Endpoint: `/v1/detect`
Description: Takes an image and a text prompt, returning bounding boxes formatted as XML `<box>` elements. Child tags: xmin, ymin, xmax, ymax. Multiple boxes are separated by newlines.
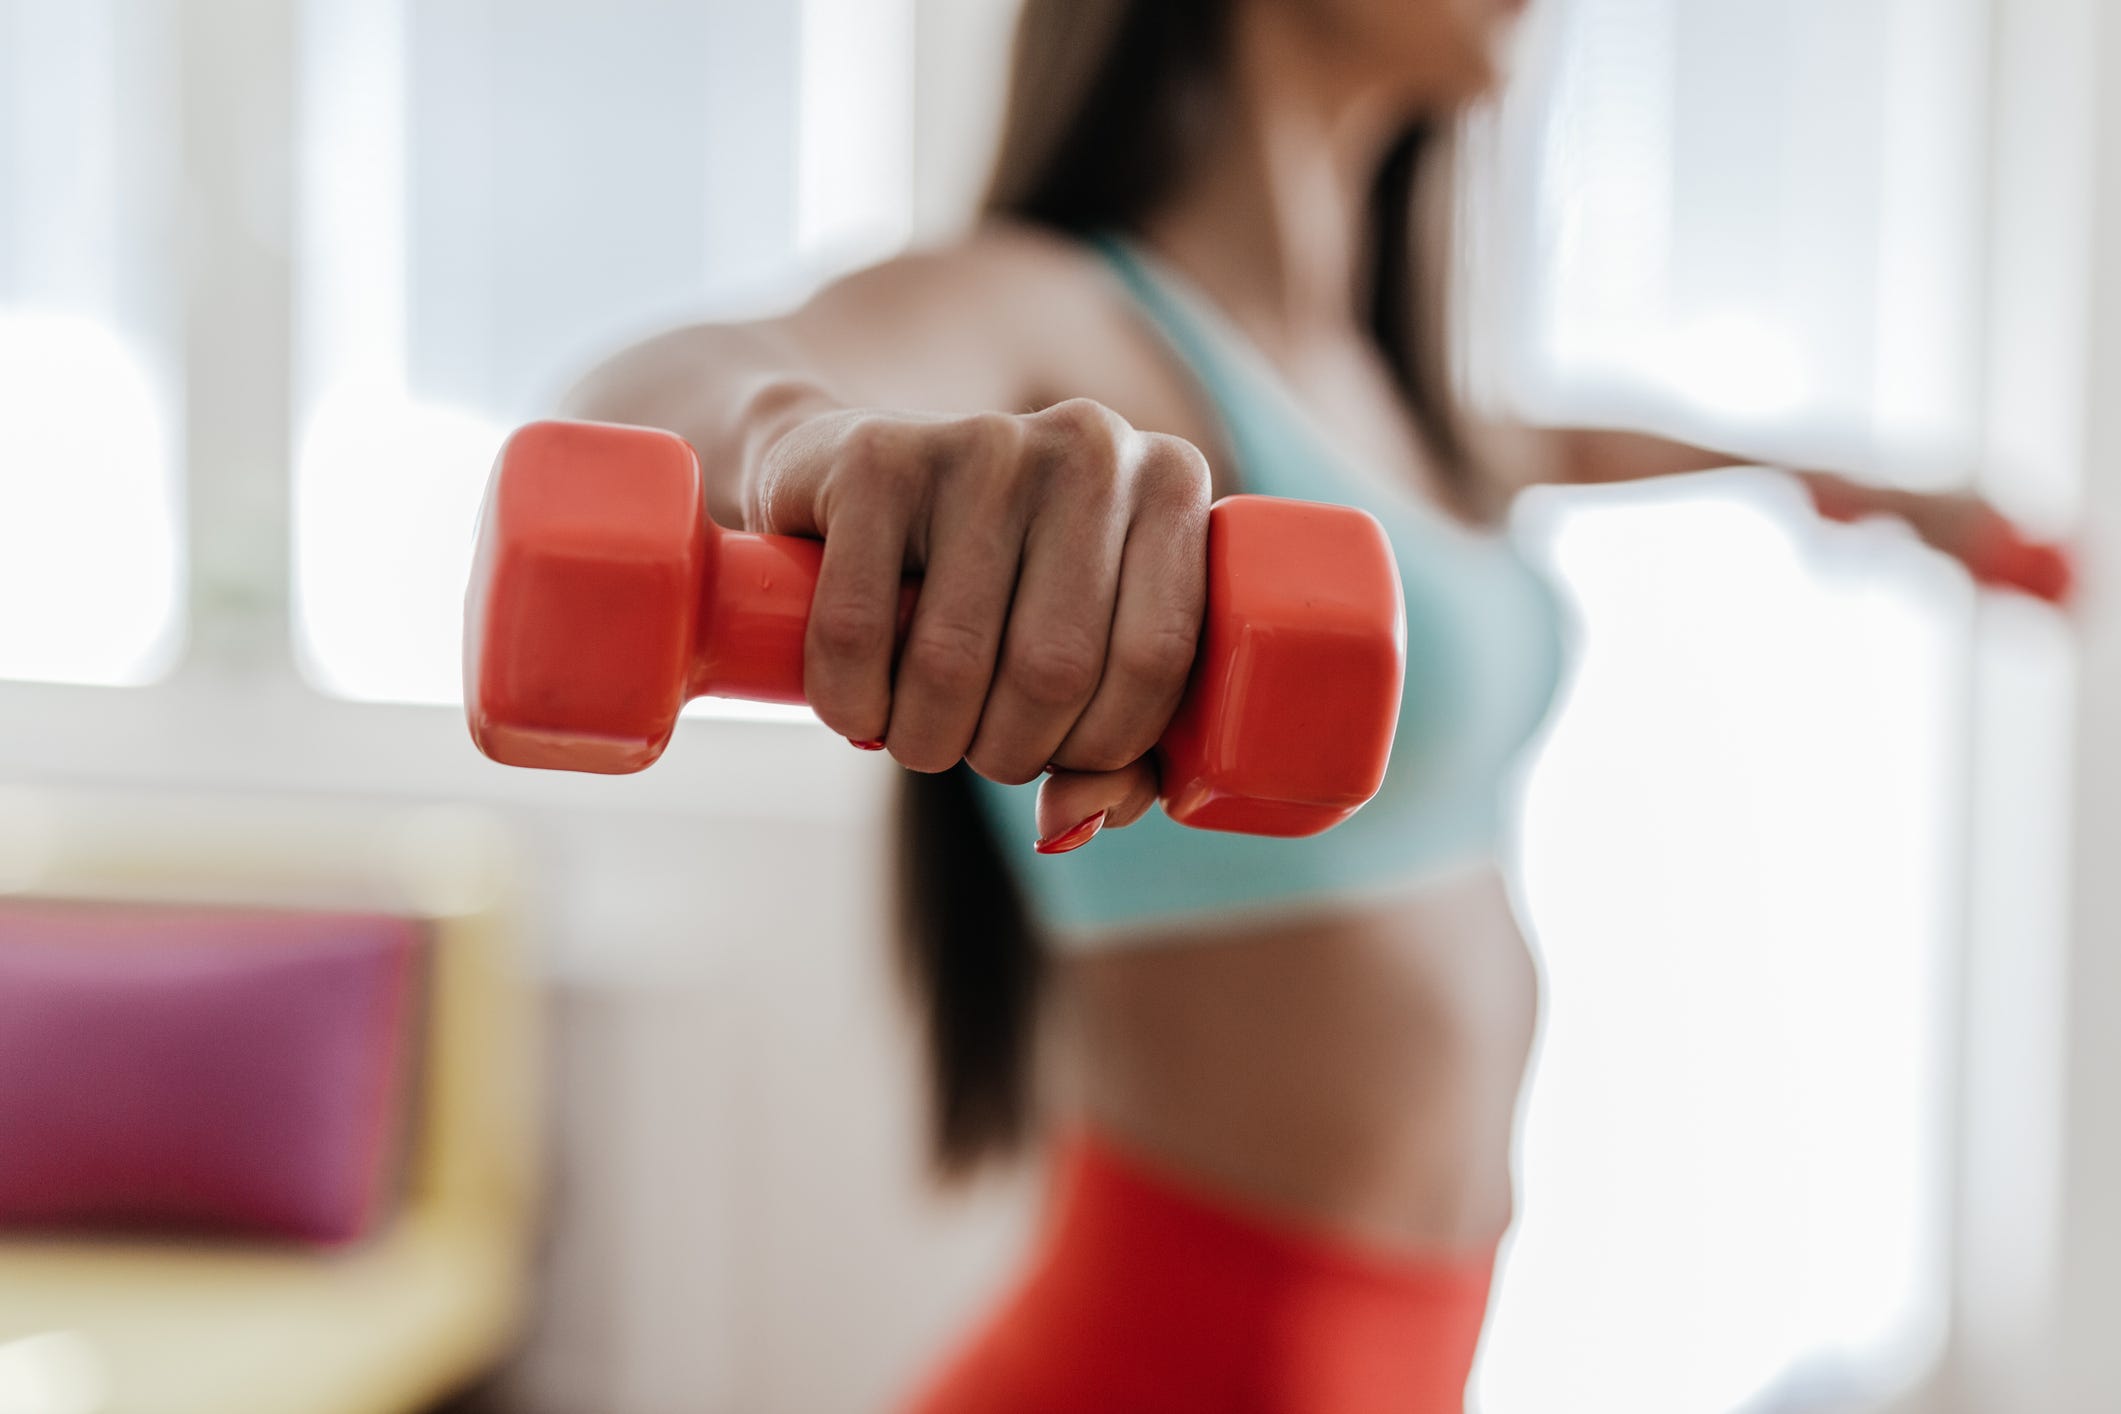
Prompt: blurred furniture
<box><xmin>0</xmin><ymin>905</ymin><xmax>429</xmax><ymax>1245</ymax></box>
<box><xmin>0</xmin><ymin>788</ymin><xmax>539</xmax><ymax>1414</ymax></box>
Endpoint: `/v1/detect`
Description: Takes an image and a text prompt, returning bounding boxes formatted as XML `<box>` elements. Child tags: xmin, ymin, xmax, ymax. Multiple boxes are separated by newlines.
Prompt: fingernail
<box><xmin>1034</xmin><ymin>811</ymin><xmax>1106</xmax><ymax>856</ymax></box>
<box><xmin>849</xmin><ymin>737</ymin><xmax>886</xmax><ymax>752</ymax></box>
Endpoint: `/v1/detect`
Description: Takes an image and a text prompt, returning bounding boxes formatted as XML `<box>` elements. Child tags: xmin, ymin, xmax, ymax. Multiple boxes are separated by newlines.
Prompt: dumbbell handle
<box><xmin>468</xmin><ymin>420</ymin><xmax>1404</xmax><ymax>833</ymax></box>
<box><xmin>692</xmin><ymin>529</ymin><xmax>917</xmax><ymax>704</ymax></box>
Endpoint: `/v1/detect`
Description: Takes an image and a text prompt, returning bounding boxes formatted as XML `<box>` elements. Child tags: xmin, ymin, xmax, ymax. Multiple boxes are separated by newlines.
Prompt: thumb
<box><xmin>746</xmin><ymin>404</ymin><xmax>869</xmax><ymax>539</ymax></box>
<box><xmin>1031</xmin><ymin>760</ymin><xmax>1161</xmax><ymax>855</ymax></box>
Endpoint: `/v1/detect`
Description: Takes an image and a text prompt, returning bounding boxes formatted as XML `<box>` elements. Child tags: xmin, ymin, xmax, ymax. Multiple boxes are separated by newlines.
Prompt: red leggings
<box><xmin>905</xmin><ymin>1131</ymin><xmax>1494</xmax><ymax>1414</ymax></box>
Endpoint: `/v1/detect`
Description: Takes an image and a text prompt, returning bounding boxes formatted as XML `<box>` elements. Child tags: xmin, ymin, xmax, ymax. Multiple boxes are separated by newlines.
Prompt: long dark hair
<box><xmin>898</xmin><ymin>0</ymin><xmax>1480</xmax><ymax>1179</ymax></box>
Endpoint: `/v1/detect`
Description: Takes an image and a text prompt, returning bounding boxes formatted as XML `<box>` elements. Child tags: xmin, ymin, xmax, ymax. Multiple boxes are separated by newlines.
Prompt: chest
<box><xmin>1065</xmin><ymin>301</ymin><xmax>1444</xmax><ymax>508</ymax></box>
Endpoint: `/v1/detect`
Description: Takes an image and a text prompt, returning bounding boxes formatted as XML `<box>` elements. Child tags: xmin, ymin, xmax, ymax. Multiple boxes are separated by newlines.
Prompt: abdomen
<box><xmin>1054</xmin><ymin>864</ymin><xmax>1538</xmax><ymax>1254</ymax></box>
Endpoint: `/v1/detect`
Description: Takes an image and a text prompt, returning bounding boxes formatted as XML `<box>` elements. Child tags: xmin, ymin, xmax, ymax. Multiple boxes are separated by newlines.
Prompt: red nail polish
<box><xmin>849</xmin><ymin>737</ymin><xmax>886</xmax><ymax>752</ymax></box>
<box><xmin>1034</xmin><ymin>811</ymin><xmax>1106</xmax><ymax>856</ymax></box>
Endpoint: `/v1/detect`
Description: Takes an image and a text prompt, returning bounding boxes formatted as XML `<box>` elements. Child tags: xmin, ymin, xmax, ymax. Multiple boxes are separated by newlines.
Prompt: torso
<box><xmin>1055</xmin><ymin>867</ymin><xmax>1538</xmax><ymax>1251</ymax></box>
<box><xmin>998</xmin><ymin>228</ymin><xmax>1544</xmax><ymax>1254</ymax></box>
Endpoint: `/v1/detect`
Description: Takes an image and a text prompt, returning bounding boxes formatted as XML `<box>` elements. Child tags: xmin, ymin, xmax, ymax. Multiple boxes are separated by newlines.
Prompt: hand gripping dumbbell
<box><xmin>1808</xmin><ymin>478</ymin><xmax>2076</xmax><ymax>605</ymax></box>
<box><xmin>464</xmin><ymin>419</ymin><xmax>1407</xmax><ymax>837</ymax></box>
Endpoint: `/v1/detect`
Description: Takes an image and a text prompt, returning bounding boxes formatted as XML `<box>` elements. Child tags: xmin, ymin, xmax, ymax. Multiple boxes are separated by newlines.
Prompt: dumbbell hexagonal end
<box><xmin>464</xmin><ymin>420</ymin><xmax>708</xmax><ymax>774</ymax></box>
<box><xmin>1157</xmin><ymin>496</ymin><xmax>1406</xmax><ymax>836</ymax></box>
<box><xmin>1969</xmin><ymin>511</ymin><xmax>2076</xmax><ymax>605</ymax></box>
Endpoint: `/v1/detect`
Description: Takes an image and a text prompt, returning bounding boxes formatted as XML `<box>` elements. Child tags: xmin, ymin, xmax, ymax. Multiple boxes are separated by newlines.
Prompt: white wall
<box><xmin>1979</xmin><ymin>0</ymin><xmax>2121</xmax><ymax>1409</ymax></box>
<box><xmin>502</xmin><ymin>799</ymin><xmax>1036</xmax><ymax>1413</ymax></box>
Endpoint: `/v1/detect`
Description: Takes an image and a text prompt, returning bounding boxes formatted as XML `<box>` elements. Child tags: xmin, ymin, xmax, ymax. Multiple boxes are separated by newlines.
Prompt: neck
<box><xmin>1141</xmin><ymin>5</ymin><xmax>1414</xmax><ymax>354</ymax></box>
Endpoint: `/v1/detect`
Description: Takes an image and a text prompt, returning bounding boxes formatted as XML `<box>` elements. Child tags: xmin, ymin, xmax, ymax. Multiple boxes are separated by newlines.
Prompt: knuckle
<box><xmin>1004</xmin><ymin>632</ymin><xmax>1103</xmax><ymax>708</ymax></box>
<box><xmin>1036</xmin><ymin>396</ymin><xmax>1116</xmax><ymax>444</ymax></box>
<box><xmin>838</xmin><ymin>418</ymin><xmax>894</xmax><ymax>471</ymax></box>
<box><xmin>1036</xmin><ymin>428</ymin><xmax>1126</xmax><ymax>508</ymax></box>
<box><xmin>1137</xmin><ymin>434</ymin><xmax>1214</xmax><ymax>507</ymax></box>
<box><xmin>1113</xmin><ymin>620</ymin><xmax>1200</xmax><ymax>693</ymax></box>
<box><xmin>959</xmin><ymin>411</ymin><xmax>1026</xmax><ymax>464</ymax></box>
<box><xmin>872</xmin><ymin>453</ymin><xmax>930</xmax><ymax>505</ymax></box>
<box><xmin>838</xmin><ymin>422</ymin><xmax>924</xmax><ymax>499</ymax></box>
<box><xmin>901</xmin><ymin>620</ymin><xmax>993</xmax><ymax>698</ymax></box>
<box><xmin>808</xmin><ymin>598</ymin><xmax>893</xmax><ymax>662</ymax></box>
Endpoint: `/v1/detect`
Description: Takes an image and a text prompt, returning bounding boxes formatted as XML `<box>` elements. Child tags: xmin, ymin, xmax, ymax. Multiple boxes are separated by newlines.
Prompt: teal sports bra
<box><xmin>967</xmin><ymin>237</ymin><xmax>1568</xmax><ymax>942</ymax></box>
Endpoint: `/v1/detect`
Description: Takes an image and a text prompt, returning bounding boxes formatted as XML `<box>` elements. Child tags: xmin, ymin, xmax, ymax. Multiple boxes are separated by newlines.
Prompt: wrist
<box><xmin>731</xmin><ymin>376</ymin><xmax>844</xmax><ymax>515</ymax></box>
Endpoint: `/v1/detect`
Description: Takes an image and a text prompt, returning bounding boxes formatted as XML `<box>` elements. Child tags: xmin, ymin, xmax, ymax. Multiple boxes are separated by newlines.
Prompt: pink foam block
<box><xmin>0</xmin><ymin>903</ymin><xmax>425</xmax><ymax>1245</ymax></box>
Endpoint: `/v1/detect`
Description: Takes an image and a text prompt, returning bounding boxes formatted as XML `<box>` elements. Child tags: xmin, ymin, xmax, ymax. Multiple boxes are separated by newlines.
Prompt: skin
<box><xmin>565</xmin><ymin>0</ymin><xmax>2022</xmax><ymax>1252</ymax></box>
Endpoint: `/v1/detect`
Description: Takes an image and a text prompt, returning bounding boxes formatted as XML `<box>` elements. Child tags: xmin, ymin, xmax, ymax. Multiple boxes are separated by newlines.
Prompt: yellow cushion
<box><xmin>0</xmin><ymin>1207</ymin><xmax>525</xmax><ymax>1414</ymax></box>
<box><xmin>0</xmin><ymin>797</ymin><xmax>539</xmax><ymax>1414</ymax></box>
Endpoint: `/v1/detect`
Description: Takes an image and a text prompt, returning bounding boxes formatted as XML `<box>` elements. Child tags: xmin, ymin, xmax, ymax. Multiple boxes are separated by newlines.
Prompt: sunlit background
<box><xmin>0</xmin><ymin>0</ymin><xmax>2103</xmax><ymax>1411</ymax></box>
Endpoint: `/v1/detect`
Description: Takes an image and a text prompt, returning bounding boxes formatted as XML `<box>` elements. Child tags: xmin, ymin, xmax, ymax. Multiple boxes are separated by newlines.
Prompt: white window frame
<box><xmin>1929</xmin><ymin>0</ymin><xmax>2116</xmax><ymax>1410</ymax></box>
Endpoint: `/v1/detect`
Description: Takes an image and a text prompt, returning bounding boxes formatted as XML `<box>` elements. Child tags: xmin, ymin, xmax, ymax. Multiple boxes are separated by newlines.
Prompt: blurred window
<box><xmin>0</xmin><ymin>0</ymin><xmax>183</xmax><ymax>686</ymax></box>
<box><xmin>1478</xmin><ymin>1</ymin><xmax>1985</xmax><ymax>1410</ymax></box>
<box><xmin>291</xmin><ymin>0</ymin><xmax>914</xmax><ymax>705</ymax></box>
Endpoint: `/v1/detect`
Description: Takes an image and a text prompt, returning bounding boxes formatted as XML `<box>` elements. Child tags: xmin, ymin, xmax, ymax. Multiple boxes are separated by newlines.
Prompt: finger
<box><xmin>885</xmin><ymin>459</ymin><xmax>1024</xmax><ymax>772</ymax></box>
<box><xmin>965</xmin><ymin>423</ymin><xmax>1128</xmax><ymax>785</ymax></box>
<box><xmin>1050</xmin><ymin>434</ymin><xmax>1211</xmax><ymax>773</ymax></box>
<box><xmin>1033</xmin><ymin>761</ymin><xmax>1161</xmax><ymax>854</ymax></box>
<box><xmin>750</xmin><ymin>408</ymin><xmax>876</xmax><ymax>539</ymax></box>
<box><xmin>790</xmin><ymin>422</ymin><xmax>922</xmax><ymax>742</ymax></box>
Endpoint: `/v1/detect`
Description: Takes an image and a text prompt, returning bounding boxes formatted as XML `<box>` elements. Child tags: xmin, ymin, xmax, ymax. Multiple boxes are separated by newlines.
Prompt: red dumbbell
<box><xmin>464</xmin><ymin>420</ymin><xmax>1406</xmax><ymax>837</ymax></box>
<box><xmin>1808</xmin><ymin>478</ymin><xmax>2075</xmax><ymax>604</ymax></box>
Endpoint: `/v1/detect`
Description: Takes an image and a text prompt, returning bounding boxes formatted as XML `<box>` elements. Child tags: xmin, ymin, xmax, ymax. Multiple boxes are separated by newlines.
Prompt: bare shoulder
<box><xmin>813</xmin><ymin>219</ymin><xmax>1112</xmax><ymax>312</ymax></box>
<box><xmin>791</xmin><ymin>221</ymin><xmax>1132</xmax><ymax>371</ymax></box>
<box><xmin>968</xmin><ymin>221</ymin><xmax>1224</xmax><ymax>455</ymax></box>
<box><xmin>564</xmin><ymin>220</ymin><xmax>1217</xmax><ymax>464</ymax></box>
<box><xmin>789</xmin><ymin>221</ymin><xmax>1208</xmax><ymax>437</ymax></box>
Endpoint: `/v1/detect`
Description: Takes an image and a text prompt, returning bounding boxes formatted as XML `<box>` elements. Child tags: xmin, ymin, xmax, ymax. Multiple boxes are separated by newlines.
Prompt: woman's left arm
<box><xmin>1522</xmin><ymin>425</ymin><xmax>2075</xmax><ymax>603</ymax></box>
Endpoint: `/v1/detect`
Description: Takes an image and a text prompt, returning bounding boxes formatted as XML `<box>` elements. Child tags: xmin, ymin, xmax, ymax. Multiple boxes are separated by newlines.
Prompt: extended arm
<box><xmin>558</xmin><ymin>229</ymin><xmax>1082</xmax><ymax>524</ymax></box>
<box><xmin>1514</xmin><ymin>423</ymin><xmax>2072</xmax><ymax>602</ymax></box>
<box><xmin>542</xmin><ymin>225</ymin><xmax>1220</xmax><ymax>845</ymax></box>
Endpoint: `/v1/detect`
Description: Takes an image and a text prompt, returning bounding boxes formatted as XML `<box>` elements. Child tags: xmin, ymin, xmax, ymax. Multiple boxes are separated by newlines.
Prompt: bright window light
<box><xmin>798</xmin><ymin>0</ymin><xmax>916</xmax><ymax>263</ymax></box>
<box><xmin>0</xmin><ymin>314</ymin><xmax>179</xmax><ymax>685</ymax></box>
<box><xmin>0</xmin><ymin>0</ymin><xmax>182</xmax><ymax>687</ymax></box>
<box><xmin>1476</xmin><ymin>0</ymin><xmax>1977</xmax><ymax>1406</ymax></box>
<box><xmin>1479</xmin><ymin>486</ymin><xmax>1955</xmax><ymax>1414</ymax></box>
<box><xmin>293</xmin><ymin>0</ymin><xmax>915</xmax><ymax>708</ymax></box>
<box><xmin>1654</xmin><ymin>312</ymin><xmax>1812</xmax><ymax>423</ymax></box>
<box><xmin>292</xmin><ymin>379</ymin><xmax>503</xmax><ymax>702</ymax></box>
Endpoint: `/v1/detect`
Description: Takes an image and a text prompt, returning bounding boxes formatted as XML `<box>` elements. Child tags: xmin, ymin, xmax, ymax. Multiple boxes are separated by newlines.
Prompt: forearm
<box><xmin>1548</xmin><ymin>425</ymin><xmax>1926</xmax><ymax>513</ymax></box>
<box><xmin>1530</xmin><ymin>422</ymin><xmax>2072</xmax><ymax>600</ymax></box>
<box><xmin>553</xmin><ymin>235</ymin><xmax>1068</xmax><ymax>527</ymax></box>
<box><xmin>1543</xmin><ymin>425</ymin><xmax>1806</xmax><ymax>487</ymax></box>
